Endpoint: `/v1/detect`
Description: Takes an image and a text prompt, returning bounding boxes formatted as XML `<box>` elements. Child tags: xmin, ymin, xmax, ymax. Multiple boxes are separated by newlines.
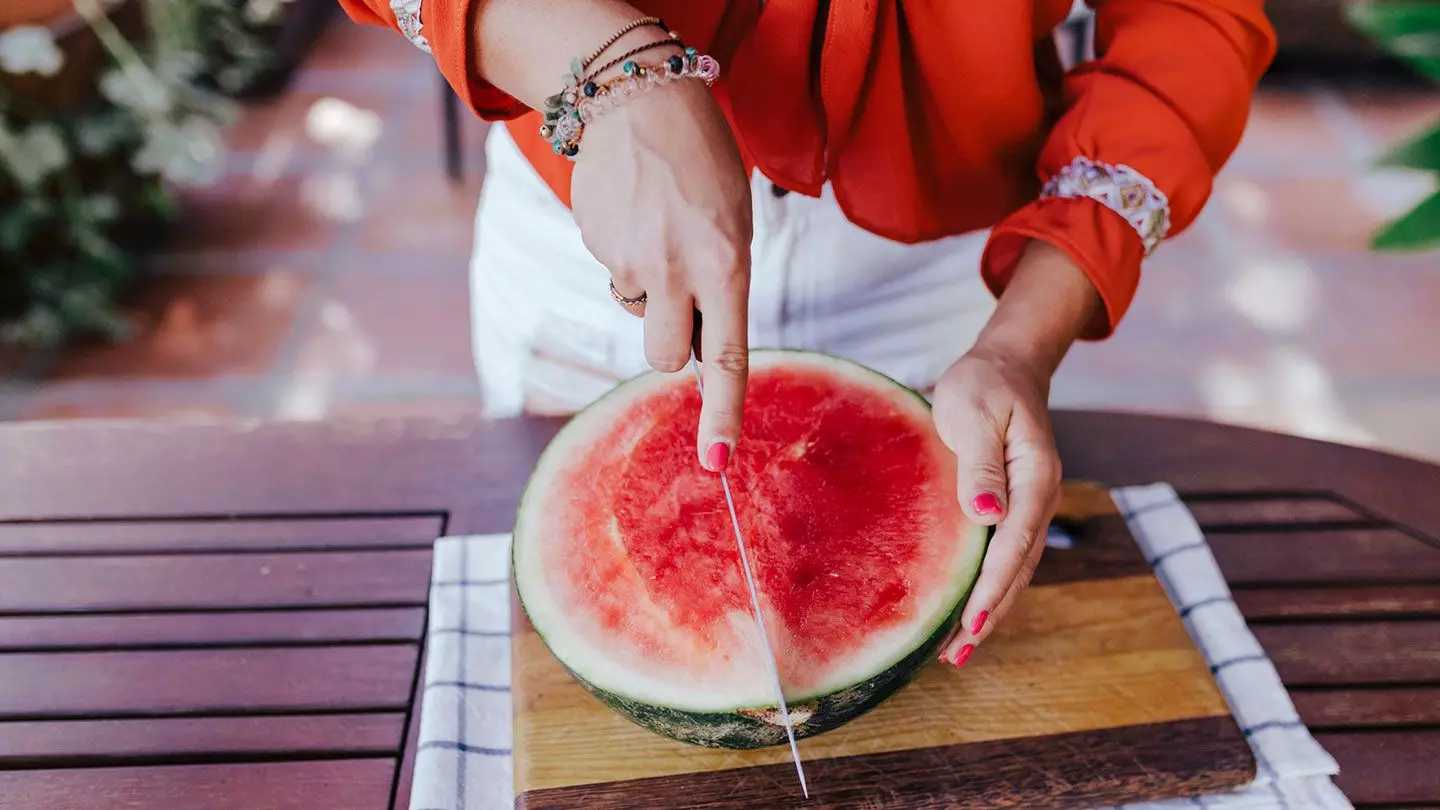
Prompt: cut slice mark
<box><xmin>694</xmin><ymin>359</ymin><xmax>808</xmax><ymax>799</ymax></box>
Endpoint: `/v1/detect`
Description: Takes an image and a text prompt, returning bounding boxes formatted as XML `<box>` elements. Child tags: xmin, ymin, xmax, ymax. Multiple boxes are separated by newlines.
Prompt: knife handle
<box><xmin>691</xmin><ymin>308</ymin><xmax>704</xmax><ymax>362</ymax></box>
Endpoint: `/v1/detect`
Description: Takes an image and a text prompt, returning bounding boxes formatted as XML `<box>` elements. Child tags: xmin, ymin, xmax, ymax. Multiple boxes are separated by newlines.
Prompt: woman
<box><xmin>338</xmin><ymin>0</ymin><xmax>1275</xmax><ymax>666</ymax></box>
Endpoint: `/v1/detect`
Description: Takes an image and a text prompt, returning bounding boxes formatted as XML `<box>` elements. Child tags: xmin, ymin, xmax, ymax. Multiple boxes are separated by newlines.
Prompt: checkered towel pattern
<box><xmin>408</xmin><ymin>483</ymin><xmax>1350</xmax><ymax>810</ymax></box>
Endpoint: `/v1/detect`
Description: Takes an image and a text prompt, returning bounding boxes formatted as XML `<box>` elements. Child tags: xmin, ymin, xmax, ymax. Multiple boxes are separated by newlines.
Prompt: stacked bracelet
<box><xmin>540</xmin><ymin>24</ymin><xmax>719</xmax><ymax>160</ymax></box>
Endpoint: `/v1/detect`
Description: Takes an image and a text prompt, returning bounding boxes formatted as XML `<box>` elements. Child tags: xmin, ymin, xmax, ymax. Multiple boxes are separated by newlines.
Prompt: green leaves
<box><xmin>1346</xmin><ymin>1</ymin><xmax>1440</xmax><ymax>251</ymax></box>
<box><xmin>1370</xmin><ymin>188</ymin><xmax>1440</xmax><ymax>251</ymax></box>
<box><xmin>1376</xmin><ymin>117</ymin><xmax>1440</xmax><ymax>171</ymax></box>
<box><xmin>1347</xmin><ymin>1</ymin><xmax>1440</xmax><ymax>82</ymax></box>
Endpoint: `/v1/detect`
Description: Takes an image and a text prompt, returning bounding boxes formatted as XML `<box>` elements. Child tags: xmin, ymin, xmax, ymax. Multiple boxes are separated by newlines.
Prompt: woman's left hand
<box><xmin>929</xmin><ymin>239</ymin><xmax>1103</xmax><ymax>668</ymax></box>
<box><xmin>932</xmin><ymin>346</ymin><xmax>1061</xmax><ymax>667</ymax></box>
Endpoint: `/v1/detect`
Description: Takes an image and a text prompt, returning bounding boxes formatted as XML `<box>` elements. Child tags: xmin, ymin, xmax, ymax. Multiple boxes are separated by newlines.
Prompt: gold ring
<box><xmin>609</xmin><ymin>280</ymin><xmax>647</xmax><ymax>313</ymax></box>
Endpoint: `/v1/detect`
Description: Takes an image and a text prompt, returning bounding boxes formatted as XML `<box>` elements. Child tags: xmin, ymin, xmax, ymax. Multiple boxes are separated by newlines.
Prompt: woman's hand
<box><xmin>471</xmin><ymin>1</ymin><xmax>753</xmax><ymax>469</ymax></box>
<box><xmin>571</xmin><ymin>64</ymin><xmax>754</xmax><ymax>471</ymax></box>
<box><xmin>932</xmin><ymin>240</ymin><xmax>1105</xmax><ymax>667</ymax></box>
<box><xmin>933</xmin><ymin>347</ymin><xmax>1061</xmax><ymax>667</ymax></box>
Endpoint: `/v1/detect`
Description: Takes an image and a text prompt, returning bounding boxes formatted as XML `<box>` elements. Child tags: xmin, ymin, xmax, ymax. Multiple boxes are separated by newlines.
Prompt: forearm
<box><xmin>473</xmin><ymin>0</ymin><xmax>673</xmax><ymax>110</ymax></box>
<box><xmin>972</xmin><ymin>240</ymin><xmax>1101</xmax><ymax>378</ymax></box>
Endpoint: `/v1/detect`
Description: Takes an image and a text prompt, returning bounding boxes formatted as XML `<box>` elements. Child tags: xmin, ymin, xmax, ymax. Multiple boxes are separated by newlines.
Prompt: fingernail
<box><xmin>951</xmin><ymin>643</ymin><xmax>974</xmax><ymax>668</ymax></box>
<box><xmin>705</xmin><ymin>441</ymin><xmax>731</xmax><ymax>472</ymax></box>
<box><xmin>973</xmin><ymin>492</ymin><xmax>1003</xmax><ymax>516</ymax></box>
<box><xmin>970</xmin><ymin>610</ymin><xmax>989</xmax><ymax>636</ymax></box>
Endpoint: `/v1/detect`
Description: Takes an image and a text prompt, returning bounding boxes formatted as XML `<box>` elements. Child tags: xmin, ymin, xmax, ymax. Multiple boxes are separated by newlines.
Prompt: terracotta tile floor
<box><xmin>1</xmin><ymin>19</ymin><xmax>1438</xmax><ymax>465</ymax></box>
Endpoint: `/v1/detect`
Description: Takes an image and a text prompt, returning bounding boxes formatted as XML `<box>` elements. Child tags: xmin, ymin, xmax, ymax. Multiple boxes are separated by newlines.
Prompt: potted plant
<box><xmin>1348</xmin><ymin>1</ymin><xmax>1440</xmax><ymax>251</ymax></box>
<box><xmin>166</xmin><ymin>0</ymin><xmax>337</xmax><ymax>99</ymax></box>
<box><xmin>1</xmin><ymin>0</ymin><xmax>236</xmax><ymax>346</ymax></box>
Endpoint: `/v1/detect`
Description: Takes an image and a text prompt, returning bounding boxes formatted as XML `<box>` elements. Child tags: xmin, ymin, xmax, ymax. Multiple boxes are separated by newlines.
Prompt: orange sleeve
<box><xmin>335</xmin><ymin>0</ymin><xmax>528</xmax><ymax>120</ymax></box>
<box><xmin>980</xmin><ymin>1</ymin><xmax>1276</xmax><ymax>339</ymax></box>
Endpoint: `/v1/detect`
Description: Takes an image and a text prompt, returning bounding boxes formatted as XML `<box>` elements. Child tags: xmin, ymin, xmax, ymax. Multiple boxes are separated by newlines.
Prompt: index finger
<box><xmin>695</xmin><ymin>275</ymin><xmax>749</xmax><ymax>472</ymax></box>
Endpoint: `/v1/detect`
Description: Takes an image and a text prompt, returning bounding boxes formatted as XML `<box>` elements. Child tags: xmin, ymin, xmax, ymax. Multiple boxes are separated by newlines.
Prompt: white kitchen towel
<box><xmin>409</xmin><ymin>483</ymin><xmax>1349</xmax><ymax>810</ymax></box>
<box><xmin>1110</xmin><ymin>484</ymin><xmax>1347</xmax><ymax>810</ymax></box>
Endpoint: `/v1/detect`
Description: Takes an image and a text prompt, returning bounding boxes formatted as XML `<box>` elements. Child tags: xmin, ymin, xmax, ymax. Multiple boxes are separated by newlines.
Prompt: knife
<box><xmin>691</xmin><ymin>358</ymin><xmax>809</xmax><ymax>799</ymax></box>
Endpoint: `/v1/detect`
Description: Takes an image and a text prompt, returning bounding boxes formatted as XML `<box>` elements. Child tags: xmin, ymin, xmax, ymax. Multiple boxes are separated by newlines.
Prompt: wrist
<box><xmin>971</xmin><ymin>239</ymin><xmax>1101</xmax><ymax>377</ymax></box>
<box><xmin>473</xmin><ymin>0</ymin><xmax>655</xmax><ymax>110</ymax></box>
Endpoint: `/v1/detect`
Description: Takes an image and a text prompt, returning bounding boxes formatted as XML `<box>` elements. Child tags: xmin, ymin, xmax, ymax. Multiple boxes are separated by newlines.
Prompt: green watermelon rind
<box><xmin>512</xmin><ymin>349</ymin><xmax>992</xmax><ymax>749</ymax></box>
<box><xmin>554</xmin><ymin>523</ymin><xmax>989</xmax><ymax>749</ymax></box>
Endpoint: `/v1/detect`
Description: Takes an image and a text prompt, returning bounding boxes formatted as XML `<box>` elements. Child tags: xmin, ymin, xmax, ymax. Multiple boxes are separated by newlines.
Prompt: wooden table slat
<box><xmin>0</xmin><ymin>759</ymin><xmax>397</xmax><ymax>810</ymax></box>
<box><xmin>1184</xmin><ymin>497</ymin><xmax>1370</xmax><ymax>527</ymax></box>
<box><xmin>1255</xmin><ymin>622</ymin><xmax>1440</xmax><ymax>684</ymax></box>
<box><xmin>0</xmin><ymin>516</ymin><xmax>443</xmax><ymax>556</ymax></box>
<box><xmin>0</xmin><ymin>713</ymin><xmax>406</xmax><ymax>764</ymax></box>
<box><xmin>0</xmin><ymin>645</ymin><xmax>419</xmax><ymax>718</ymax></box>
<box><xmin>1316</xmin><ymin>730</ymin><xmax>1440</xmax><ymax>805</ymax></box>
<box><xmin>393</xmin><ymin>640</ymin><xmax>428</xmax><ymax>810</ymax></box>
<box><xmin>0</xmin><ymin>608</ymin><xmax>426</xmax><ymax>650</ymax></box>
<box><xmin>1212</xmin><ymin>528</ymin><xmax>1440</xmax><ymax>585</ymax></box>
<box><xmin>1236</xmin><ymin>585</ymin><xmax>1440</xmax><ymax>621</ymax></box>
<box><xmin>1292</xmin><ymin>687</ymin><xmax>1440</xmax><ymax>728</ymax></box>
<box><xmin>0</xmin><ymin>550</ymin><xmax>433</xmax><ymax>613</ymax></box>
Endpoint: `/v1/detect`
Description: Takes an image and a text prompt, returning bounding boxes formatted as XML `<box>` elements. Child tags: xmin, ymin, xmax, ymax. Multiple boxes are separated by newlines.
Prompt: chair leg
<box><xmin>442</xmin><ymin>71</ymin><xmax>462</xmax><ymax>181</ymax></box>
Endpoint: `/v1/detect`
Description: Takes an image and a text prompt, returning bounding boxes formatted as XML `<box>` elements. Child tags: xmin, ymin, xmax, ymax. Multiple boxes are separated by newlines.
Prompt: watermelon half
<box><xmin>513</xmin><ymin>350</ymin><xmax>990</xmax><ymax>749</ymax></box>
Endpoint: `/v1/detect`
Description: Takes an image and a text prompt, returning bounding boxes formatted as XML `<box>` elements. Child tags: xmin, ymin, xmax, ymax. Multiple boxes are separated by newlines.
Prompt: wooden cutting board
<box><xmin>511</xmin><ymin>482</ymin><xmax>1254</xmax><ymax>809</ymax></box>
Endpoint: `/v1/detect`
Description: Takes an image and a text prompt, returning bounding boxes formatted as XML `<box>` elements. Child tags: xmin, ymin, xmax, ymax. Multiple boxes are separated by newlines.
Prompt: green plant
<box><xmin>0</xmin><ymin>0</ymin><xmax>288</xmax><ymax>347</ymax></box>
<box><xmin>1347</xmin><ymin>0</ymin><xmax>1440</xmax><ymax>251</ymax></box>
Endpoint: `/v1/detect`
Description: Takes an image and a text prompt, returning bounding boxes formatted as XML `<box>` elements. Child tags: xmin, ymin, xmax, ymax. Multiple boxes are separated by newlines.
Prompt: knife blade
<box><xmin>691</xmin><ymin>359</ymin><xmax>809</xmax><ymax>799</ymax></box>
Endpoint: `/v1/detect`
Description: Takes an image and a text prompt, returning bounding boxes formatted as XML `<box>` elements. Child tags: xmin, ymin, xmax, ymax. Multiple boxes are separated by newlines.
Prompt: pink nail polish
<box><xmin>951</xmin><ymin>643</ymin><xmax>974</xmax><ymax>668</ymax></box>
<box><xmin>973</xmin><ymin>492</ymin><xmax>1003</xmax><ymax>516</ymax></box>
<box><xmin>706</xmin><ymin>441</ymin><xmax>730</xmax><ymax>472</ymax></box>
<box><xmin>970</xmin><ymin>610</ymin><xmax>989</xmax><ymax>636</ymax></box>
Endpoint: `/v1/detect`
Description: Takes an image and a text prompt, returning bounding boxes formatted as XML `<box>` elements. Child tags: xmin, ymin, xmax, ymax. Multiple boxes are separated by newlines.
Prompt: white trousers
<box><xmin>469</xmin><ymin>124</ymin><xmax>996</xmax><ymax>417</ymax></box>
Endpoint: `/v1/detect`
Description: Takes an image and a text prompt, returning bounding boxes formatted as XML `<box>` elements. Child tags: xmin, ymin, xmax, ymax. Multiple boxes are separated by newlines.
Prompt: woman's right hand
<box><xmin>570</xmin><ymin>71</ymin><xmax>754</xmax><ymax>472</ymax></box>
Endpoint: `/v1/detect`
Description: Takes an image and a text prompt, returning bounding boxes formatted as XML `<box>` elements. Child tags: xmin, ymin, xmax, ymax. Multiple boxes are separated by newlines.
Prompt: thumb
<box><xmin>942</xmin><ymin>407</ymin><xmax>1010</xmax><ymax>526</ymax></box>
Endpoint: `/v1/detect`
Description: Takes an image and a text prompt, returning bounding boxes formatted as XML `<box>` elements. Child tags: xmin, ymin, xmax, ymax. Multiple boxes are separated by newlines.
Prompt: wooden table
<box><xmin>0</xmin><ymin>411</ymin><xmax>1436</xmax><ymax>809</ymax></box>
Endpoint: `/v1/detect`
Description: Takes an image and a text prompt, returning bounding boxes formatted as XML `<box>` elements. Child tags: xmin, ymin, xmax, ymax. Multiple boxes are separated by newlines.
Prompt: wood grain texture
<box><xmin>0</xmin><ymin>713</ymin><xmax>406</xmax><ymax>765</ymax></box>
<box><xmin>514</xmin><ymin>481</ymin><xmax>1248</xmax><ymax>807</ymax></box>
<box><xmin>1211</xmin><ymin>528</ymin><xmax>1440</xmax><ymax>585</ymax></box>
<box><xmin>0</xmin><ymin>550</ymin><xmax>433</xmax><ymax>613</ymax></box>
<box><xmin>514</xmin><ymin>574</ymin><xmax>1231</xmax><ymax>792</ymax></box>
<box><xmin>0</xmin><ymin>608</ymin><xmax>425</xmax><ymax>650</ymax></box>
<box><xmin>1292</xmin><ymin>687</ymin><xmax>1440</xmax><ymax>728</ymax></box>
<box><xmin>0</xmin><ymin>645</ymin><xmax>419</xmax><ymax>717</ymax></box>
<box><xmin>1184</xmin><ymin>495</ymin><xmax>1369</xmax><ymax>527</ymax></box>
<box><xmin>1316</xmin><ymin>731</ymin><xmax>1440</xmax><ymax>805</ymax></box>
<box><xmin>1254</xmin><ymin>622</ymin><xmax>1440</xmax><ymax>684</ymax></box>
<box><xmin>1236</xmin><ymin>585</ymin><xmax>1440</xmax><ymax>620</ymax></box>
<box><xmin>517</xmin><ymin>716</ymin><xmax>1251</xmax><ymax>810</ymax></box>
<box><xmin>0</xmin><ymin>759</ymin><xmax>396</xmax><ymax>810</ymax></box>
<box><xmin>0</xmin><ymin>515</ymin><xmax>442</xmax><ymax>555</ymax></box>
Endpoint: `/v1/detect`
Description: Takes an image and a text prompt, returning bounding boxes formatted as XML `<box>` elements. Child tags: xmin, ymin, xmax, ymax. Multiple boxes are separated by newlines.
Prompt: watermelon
<box><xmin>512</xmin><ymin>350</ymin><xmax>990</xmax><ymax>749</ymax></box>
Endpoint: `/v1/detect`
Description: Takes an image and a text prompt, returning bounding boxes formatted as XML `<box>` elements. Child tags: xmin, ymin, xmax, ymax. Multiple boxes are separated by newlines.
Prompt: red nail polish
<box><xmin>973</xmin><ymin>492</ymin><xmax>1003</xmax><ymax>516</ymax></box>
<box><xmin>951</xmin><ymin>643</ymin><xmax>974</xmax><ymax>668</ymax></box>
<box><xmin>706</xmin><ymin>441</ymin><xmax>730</xmax><ymax>471</ymax></box>
<box><xmin>970</xmin><ymin>610</ymin><xmax>989</xmax><ymax>636</ymax></box>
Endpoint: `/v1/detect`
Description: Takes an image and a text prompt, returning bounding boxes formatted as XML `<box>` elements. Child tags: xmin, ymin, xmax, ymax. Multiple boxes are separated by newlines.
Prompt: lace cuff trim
<box><xmin>1040</xmin><ymin>157</ymin><xmax>1171</xmax><ymax>256</ymax></box>
<box><xmin>391</xmin><ymin>0</ymin><xmax>431</xmax><ymax>54</ymax></box>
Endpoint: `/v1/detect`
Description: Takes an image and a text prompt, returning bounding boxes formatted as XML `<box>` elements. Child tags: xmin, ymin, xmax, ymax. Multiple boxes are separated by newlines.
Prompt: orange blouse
<box><xmin>339</xmin><ymin>0</ymin><xmax>1275</xmax><ymax>338</ymax></box>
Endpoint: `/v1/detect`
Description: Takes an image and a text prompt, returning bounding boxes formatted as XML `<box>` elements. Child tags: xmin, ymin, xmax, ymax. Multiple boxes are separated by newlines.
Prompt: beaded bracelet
<box><xmin>585</xmin><ymin>33</ymin><xmax>682</xmax><ymax>84</ymax></box>
<box><xmin>541</xmin><ymin>47</ymin><xmax>720</xmax><ymax>160</ymax></box>
<box><xmin>580</xmin><ymin>17</ymin><xmax>664</xmax><ymax>66</ymax></box>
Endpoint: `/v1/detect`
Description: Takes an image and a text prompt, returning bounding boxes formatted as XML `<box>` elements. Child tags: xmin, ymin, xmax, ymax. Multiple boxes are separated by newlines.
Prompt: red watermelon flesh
<box><xmin>513</xmin><ymin>351</ymin><xmax>988</xmax><ymax>748</ymax></box>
